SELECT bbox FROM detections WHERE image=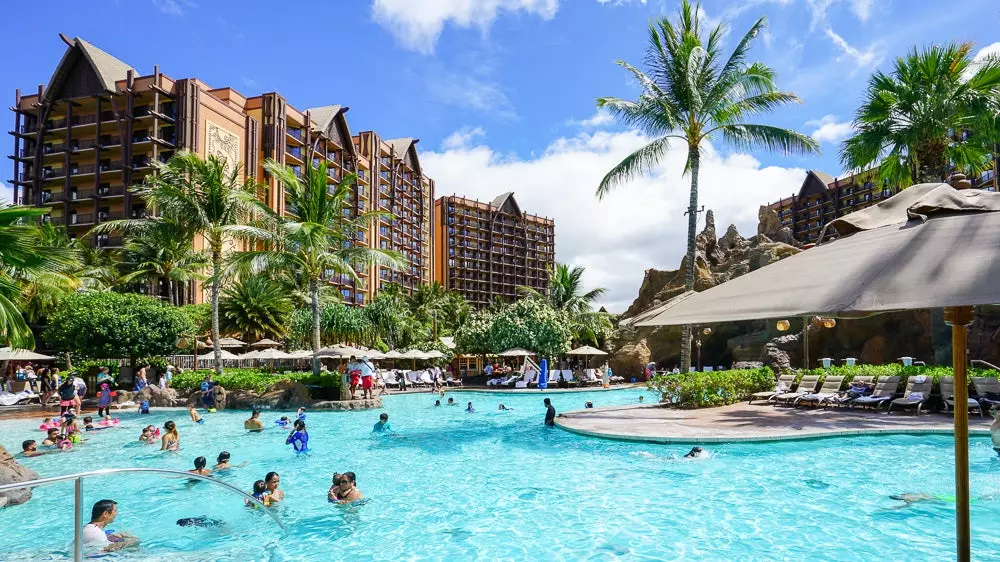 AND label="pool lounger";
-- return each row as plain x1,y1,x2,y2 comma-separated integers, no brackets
972,377,1000,411
748,374,796,405
939,376,984,419
770,376,821,406
887,376,934,415
826,376,875,407
794,376,845,408
850,376,901,410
